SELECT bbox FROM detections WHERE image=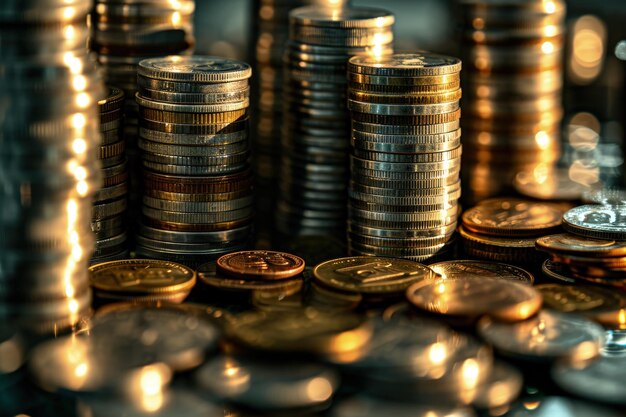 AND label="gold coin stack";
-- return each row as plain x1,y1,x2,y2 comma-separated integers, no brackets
135,56,254,267
252,0,350,247
91,87,129,264
1,0,104,332
276,6,394,238
459,0,566,203
459,198,564,265
347,53,462,262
